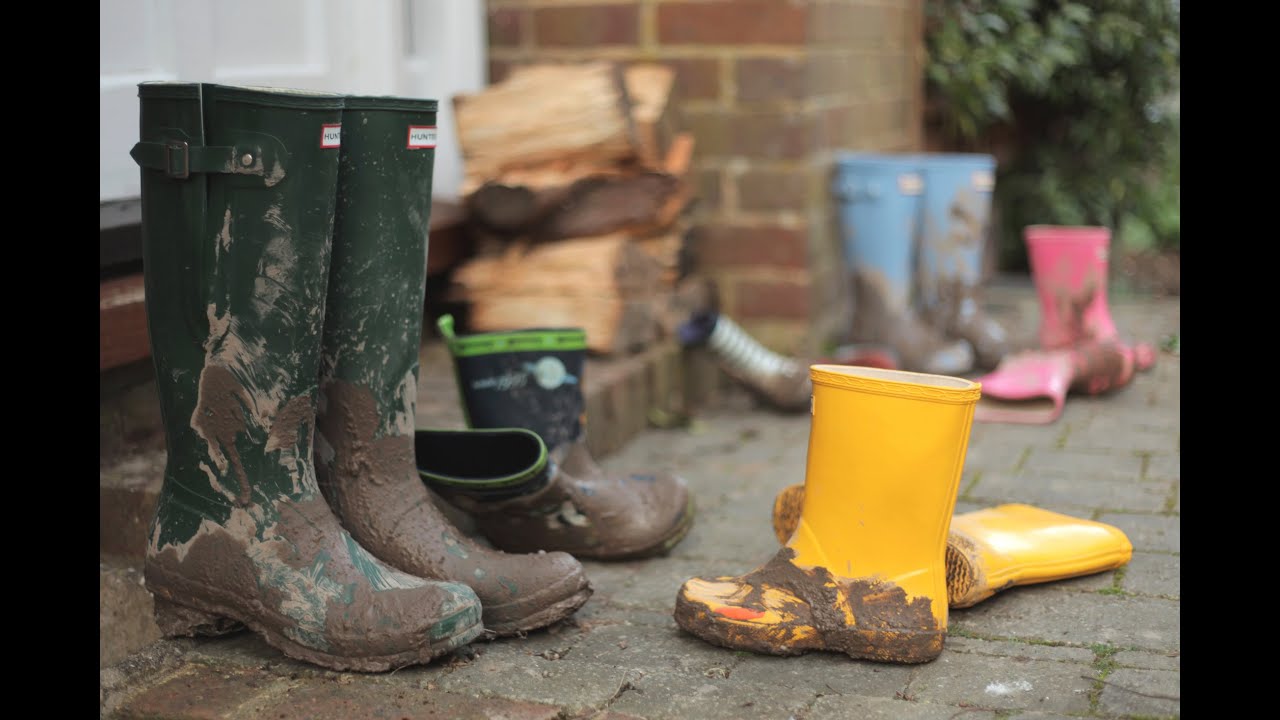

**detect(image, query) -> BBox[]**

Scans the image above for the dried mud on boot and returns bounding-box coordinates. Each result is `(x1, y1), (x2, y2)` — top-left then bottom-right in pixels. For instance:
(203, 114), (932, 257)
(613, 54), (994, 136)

(146, 495), (484, 673)
(675, 548), (943, 664)
(316, 379), (592, 636)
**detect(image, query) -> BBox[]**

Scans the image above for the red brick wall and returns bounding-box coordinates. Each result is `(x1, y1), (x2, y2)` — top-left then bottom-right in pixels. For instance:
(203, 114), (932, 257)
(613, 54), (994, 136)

(485, 0), (925, 355)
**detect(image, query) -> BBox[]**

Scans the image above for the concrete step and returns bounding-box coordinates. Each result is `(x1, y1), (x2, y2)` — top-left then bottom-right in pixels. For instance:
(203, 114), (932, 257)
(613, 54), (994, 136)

(100, 558), (162, 669)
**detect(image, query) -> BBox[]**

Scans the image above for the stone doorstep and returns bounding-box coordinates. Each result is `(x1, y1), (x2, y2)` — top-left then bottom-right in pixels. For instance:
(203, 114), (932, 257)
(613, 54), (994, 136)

(99, 339), (687, 668)
(100, 558), (162, 670)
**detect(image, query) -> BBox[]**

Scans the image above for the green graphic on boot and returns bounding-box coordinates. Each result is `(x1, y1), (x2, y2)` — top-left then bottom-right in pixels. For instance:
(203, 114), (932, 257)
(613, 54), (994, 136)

(438, 314), (586, 356)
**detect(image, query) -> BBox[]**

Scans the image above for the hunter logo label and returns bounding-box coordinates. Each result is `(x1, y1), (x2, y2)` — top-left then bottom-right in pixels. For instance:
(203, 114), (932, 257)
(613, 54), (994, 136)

(898, 173), (923, 196)
(407, 126), (437, 149)
(321, 124), (342, 149)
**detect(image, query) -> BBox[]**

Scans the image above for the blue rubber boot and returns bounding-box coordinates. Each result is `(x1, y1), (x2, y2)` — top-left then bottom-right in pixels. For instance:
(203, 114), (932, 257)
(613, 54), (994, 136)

(917, 153), (1010, 370)
(833, 153), (974, 375)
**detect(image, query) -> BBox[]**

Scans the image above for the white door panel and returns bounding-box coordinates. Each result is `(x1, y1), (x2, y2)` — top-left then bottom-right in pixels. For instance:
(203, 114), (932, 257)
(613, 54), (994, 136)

(101, 0), (484, 202)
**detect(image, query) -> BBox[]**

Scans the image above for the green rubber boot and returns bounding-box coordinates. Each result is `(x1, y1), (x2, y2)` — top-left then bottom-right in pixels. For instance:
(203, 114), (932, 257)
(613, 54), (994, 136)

(131, 82), (483, 672)
(313, 96), (591, 636)
(425, 316), (695, 560)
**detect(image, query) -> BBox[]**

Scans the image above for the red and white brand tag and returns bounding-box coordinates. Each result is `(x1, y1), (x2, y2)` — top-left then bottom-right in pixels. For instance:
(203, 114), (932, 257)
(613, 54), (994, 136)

(407, 126), (438, 149)
(321, 124), (342, 149)
(898, 173), (923, 195)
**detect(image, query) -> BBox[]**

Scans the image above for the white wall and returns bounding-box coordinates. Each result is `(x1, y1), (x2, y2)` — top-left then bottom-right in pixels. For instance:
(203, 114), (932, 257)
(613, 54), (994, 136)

(99, 0), (486, 203)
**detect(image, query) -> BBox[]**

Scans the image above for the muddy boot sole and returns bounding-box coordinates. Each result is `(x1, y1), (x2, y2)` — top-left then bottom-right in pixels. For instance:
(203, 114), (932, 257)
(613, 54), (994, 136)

(481, 571), (594, 636)
(672, 592), (944, 664)
(148, 570), (484, 673)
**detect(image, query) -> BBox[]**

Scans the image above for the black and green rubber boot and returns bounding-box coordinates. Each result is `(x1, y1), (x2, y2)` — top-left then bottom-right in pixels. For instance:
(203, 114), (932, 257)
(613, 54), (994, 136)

(425, 315), (695, 560)
(131, 82), (483, 672)
(313, 96), (591, 636)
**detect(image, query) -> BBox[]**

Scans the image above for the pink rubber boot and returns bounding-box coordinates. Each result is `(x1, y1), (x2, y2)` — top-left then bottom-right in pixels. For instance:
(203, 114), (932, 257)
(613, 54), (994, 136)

(1026, 226), (1120, 350)
(975, 339), (1158, 425)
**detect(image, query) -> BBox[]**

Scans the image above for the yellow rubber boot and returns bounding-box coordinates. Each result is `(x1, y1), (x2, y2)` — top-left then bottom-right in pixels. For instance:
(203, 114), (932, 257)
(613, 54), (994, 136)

(673, 365), (980, 663)
(772, 488), (1133, 608)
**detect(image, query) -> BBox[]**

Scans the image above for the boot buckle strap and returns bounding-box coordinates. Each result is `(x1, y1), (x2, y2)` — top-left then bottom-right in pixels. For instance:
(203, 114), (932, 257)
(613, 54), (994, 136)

(163, 140), (190, 180)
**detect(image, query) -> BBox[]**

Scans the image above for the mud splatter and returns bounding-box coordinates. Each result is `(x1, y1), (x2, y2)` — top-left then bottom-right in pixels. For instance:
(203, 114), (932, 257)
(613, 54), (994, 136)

(146, 496), (483, 667)
(675, 547), (943, 663)
(218, 209), (233, 254)
(387, 369), (417, 438)
(314, 379), (591, 636)
(190, 365), (253, 506)
(265, 159), (285, 186)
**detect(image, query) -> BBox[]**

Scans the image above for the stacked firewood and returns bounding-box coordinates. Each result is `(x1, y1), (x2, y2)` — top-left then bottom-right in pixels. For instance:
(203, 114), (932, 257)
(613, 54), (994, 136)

(448, 61), (694, 355)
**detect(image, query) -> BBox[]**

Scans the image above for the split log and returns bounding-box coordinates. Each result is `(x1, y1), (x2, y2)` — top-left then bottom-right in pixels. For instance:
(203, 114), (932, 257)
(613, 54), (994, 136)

(452, 234), (665, 354)
(467, 169), (684, 240)
(635, 230), (684, 287)
(454, 62), (639, 193)
(453, 234), (662, 297)
(624, 63), (677, 169)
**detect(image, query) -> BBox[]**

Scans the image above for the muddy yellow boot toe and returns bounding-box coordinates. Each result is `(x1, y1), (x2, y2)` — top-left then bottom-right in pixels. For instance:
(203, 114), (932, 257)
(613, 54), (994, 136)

(675, 365), (981, 664)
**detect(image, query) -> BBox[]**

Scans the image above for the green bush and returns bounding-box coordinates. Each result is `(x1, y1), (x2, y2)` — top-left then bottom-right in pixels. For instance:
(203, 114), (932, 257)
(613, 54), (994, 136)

(925, 0), (1180, 269)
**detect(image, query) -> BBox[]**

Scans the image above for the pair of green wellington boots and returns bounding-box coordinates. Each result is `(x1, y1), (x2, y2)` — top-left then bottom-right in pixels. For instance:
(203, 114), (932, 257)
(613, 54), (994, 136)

(133, 83), (692, 672)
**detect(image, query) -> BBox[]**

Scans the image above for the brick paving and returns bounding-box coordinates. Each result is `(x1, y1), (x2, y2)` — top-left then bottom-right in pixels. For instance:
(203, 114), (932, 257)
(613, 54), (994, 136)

(100, 285), (1179, 719)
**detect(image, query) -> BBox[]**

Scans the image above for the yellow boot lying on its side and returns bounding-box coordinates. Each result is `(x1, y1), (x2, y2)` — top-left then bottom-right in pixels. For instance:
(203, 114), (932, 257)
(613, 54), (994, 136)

(772, 486), (1133, 608)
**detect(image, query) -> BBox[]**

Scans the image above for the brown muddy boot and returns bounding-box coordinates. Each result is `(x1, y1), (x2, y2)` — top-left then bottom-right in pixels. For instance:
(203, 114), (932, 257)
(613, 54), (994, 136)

(424, 315), (696, 560)
(313, 96), (591, 636)
(833, 153), (975, 375)
(131, 83), (483, 672)
(917, 154), (1010, 370)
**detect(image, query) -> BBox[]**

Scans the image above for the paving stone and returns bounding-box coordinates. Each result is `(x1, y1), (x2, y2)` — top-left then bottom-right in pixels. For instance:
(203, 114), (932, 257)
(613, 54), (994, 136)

(1061, 418), (1179, 454)
(1096, 513), (1180, 553)
(564, 622), (743, 675)
(1145, 451), (1181, 481)
(731, 652), (912, 697)
(1018, 448), (1145, 482)
(807, 695), (970, 719)
(101, 639), (197, 715)
(252, 682), (562, 720)
(1121, 552), (1179, 598)
(908, 650), (1095, 715)
(101, 560), (163, 668)
(114, 664), (288, 720)
(1033, 566), (1121, 594)
(1097, 668), (1181, 718)
(951, 589), (1179, 652)
(962, 440), (1037, 475)
(1114, 650), (1180, 671)
(970, 472), (1170, 513)
(671, 501), (784, 563)
(433, 654), (622, 717)
(942, 636), (1095, 664)
(606, 667), (817, 720)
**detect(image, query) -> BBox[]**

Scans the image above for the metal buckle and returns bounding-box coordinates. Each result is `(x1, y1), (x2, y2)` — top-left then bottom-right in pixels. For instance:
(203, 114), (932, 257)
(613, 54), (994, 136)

(163, 140), (190, 180)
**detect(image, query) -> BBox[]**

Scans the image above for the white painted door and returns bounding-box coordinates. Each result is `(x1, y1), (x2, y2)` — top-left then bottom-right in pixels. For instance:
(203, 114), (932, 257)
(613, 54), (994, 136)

(100, 0), (485, 203)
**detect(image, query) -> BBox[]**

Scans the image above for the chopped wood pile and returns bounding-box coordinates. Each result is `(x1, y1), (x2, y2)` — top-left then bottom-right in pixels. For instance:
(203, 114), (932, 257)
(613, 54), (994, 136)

(448, 61), (694, 355)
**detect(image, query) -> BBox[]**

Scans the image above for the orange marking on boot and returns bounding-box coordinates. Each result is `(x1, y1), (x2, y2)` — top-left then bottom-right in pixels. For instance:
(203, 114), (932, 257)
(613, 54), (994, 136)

(714, 606), (765, 621)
